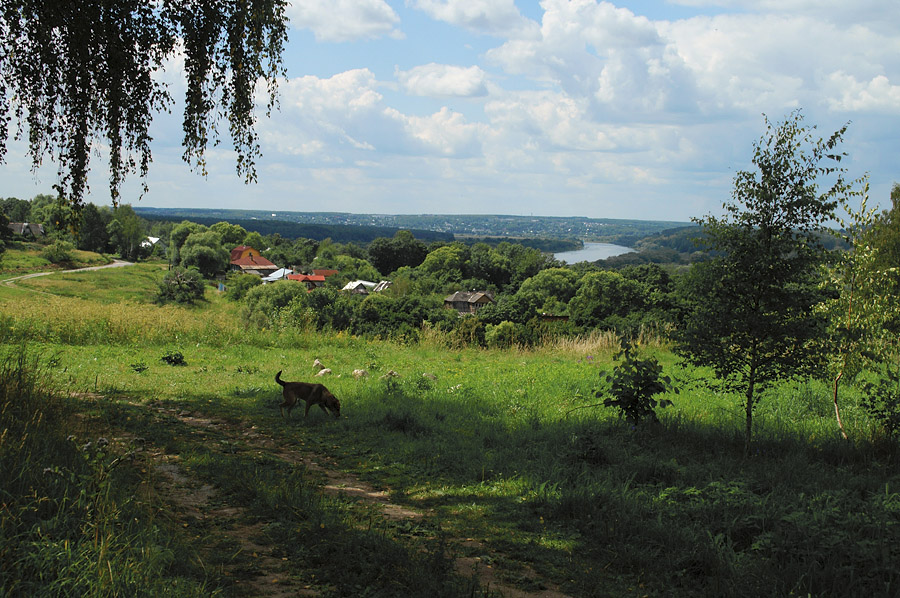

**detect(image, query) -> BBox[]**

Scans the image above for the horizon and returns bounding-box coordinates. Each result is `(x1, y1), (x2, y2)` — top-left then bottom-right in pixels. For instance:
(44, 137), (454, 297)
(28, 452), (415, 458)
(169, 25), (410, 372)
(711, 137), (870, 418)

(2, 1), (897, 221)
(132, 205), (694, 225)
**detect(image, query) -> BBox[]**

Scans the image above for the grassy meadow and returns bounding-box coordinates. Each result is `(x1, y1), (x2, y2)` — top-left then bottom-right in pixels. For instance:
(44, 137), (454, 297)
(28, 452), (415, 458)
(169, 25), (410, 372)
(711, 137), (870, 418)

(2, 258), (899, 597)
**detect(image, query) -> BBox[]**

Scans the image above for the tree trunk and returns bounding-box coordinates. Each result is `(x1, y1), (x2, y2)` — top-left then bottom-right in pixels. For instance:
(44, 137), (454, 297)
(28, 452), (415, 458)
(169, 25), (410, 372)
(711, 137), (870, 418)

(744, 376), (756, 458)
(832, 370), (849, 440)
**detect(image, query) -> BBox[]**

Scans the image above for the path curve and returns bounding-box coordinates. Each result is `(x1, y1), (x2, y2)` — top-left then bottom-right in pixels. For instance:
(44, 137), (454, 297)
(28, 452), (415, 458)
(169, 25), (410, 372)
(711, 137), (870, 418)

(2, 259), (134, 287)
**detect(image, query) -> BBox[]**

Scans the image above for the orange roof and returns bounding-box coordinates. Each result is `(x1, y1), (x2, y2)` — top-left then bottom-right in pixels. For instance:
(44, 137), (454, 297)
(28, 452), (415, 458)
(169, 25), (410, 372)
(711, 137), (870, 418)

(312, 269), (339, 277)
(287, 274), (326, 283)
(230, 245), (254, 261)
(231, 254), (276, 268)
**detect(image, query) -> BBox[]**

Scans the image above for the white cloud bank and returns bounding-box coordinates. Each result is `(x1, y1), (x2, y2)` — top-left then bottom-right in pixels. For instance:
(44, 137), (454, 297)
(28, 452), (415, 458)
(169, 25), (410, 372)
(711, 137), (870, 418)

(3, 0), (898, 220)
(287, 0), (402, 41)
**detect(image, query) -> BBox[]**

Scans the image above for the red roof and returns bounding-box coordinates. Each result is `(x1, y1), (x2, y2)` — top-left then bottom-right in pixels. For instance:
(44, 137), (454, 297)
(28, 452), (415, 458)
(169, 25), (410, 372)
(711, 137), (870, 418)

(230, 245), (253, 261)
(287, 274), (326, 283)
(312, 269), (339, 277)
(231, 254), (276, 268)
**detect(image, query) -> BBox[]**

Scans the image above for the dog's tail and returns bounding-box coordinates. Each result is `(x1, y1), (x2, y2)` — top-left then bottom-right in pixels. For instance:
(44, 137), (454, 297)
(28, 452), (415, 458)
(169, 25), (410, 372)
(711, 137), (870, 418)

(275, 370), (286, 386)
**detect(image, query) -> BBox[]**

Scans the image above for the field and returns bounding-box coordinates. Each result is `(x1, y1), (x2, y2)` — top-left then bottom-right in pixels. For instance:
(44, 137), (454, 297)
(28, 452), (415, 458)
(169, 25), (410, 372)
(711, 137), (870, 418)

(2, 259), (899, 597)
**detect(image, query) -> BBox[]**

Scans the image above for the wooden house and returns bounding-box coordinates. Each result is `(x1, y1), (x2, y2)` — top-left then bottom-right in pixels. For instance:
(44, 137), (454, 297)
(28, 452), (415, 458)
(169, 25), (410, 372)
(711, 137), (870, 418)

(229, 246), (279, 277)
(287, 273), (327, 291)
(444, 291), (494, 315)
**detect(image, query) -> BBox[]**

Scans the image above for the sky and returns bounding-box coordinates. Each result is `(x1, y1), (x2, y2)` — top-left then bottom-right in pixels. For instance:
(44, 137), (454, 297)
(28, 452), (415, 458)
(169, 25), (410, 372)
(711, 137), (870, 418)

(2, 0), (899, 222)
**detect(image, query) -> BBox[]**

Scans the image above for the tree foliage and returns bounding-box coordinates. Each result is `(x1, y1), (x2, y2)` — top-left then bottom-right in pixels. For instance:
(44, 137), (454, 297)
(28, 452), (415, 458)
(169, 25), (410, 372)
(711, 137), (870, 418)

(156, 266), (205, 304)
(676, 111), (854, 454)
(0, 0), (288, 208)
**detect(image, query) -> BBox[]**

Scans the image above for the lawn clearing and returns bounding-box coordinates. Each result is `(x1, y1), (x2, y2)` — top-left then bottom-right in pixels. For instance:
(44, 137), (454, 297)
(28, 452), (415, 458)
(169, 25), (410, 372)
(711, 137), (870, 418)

(2, 265), (899, 597)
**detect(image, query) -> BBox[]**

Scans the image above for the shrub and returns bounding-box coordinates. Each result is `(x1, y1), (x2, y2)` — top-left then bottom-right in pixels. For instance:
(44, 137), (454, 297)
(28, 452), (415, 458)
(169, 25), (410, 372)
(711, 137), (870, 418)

(155, 266), (205, 304)
(860, 364), (900, 441)
(596, 339), (676, 424)
(160, 350), (186, 366)
(40, 240), (75, 264)
(485, 320), (518, 349)
(224, 272), (262, 301)
(243, 280), (308, 327)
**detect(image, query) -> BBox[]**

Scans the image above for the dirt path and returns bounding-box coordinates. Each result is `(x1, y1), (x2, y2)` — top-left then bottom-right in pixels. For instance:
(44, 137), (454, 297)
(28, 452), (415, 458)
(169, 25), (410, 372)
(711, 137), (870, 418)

(138, 403), (571, 598)
(2, 259), (134, 288)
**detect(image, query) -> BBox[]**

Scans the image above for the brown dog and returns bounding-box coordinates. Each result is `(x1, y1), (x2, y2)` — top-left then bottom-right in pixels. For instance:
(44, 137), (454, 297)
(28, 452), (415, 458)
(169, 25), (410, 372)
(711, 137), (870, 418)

(275, 370), (341, 418)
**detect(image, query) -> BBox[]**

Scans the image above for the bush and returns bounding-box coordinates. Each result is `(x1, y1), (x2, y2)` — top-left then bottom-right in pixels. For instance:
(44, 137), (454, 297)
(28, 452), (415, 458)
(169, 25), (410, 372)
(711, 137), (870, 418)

(485, 320), (518, 349)
(40, 240), (75, 264)
(596, 339), (676, 424)
(224, 272), (262, 301)
(243, 280), (309, 327)
(860, 364), (900, 441)
(155, 266), (205, 304)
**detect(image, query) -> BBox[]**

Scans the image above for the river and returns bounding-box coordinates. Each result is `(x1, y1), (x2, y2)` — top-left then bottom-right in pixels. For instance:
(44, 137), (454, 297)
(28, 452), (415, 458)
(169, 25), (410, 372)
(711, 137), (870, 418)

(554, 242), (634, 264)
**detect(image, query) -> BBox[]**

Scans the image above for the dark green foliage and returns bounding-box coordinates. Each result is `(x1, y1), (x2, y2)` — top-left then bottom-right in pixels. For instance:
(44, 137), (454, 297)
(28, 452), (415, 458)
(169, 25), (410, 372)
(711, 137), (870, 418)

(351, 293), (442, 340)
(262, 235), (318, 269)
(168, 221), (206, 264)
(243, 279), (309, 321)
(0, 196), (32, 221)
(156, 266), (205, 305)
(676, 112), (850, 454)
(596, 340), (675, 424)
(76, 203), (112, 253)
(40, 240), (75, 264)
(860, 365), (900, 441)
(367, 230), (428, 275)
(0, 0), (288, 208)
(568, 270), (643, 330)
(160, 350), (186, 366)
(224, 272), (262, 301)
(107, 204), (147, 261)
(180, 244), (228, 278)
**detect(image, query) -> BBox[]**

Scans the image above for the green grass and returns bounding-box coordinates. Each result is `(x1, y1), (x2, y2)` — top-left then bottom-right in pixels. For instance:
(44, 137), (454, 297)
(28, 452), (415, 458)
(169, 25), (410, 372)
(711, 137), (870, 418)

(0, 242), (111, 275)
(2, 264), (899, 597)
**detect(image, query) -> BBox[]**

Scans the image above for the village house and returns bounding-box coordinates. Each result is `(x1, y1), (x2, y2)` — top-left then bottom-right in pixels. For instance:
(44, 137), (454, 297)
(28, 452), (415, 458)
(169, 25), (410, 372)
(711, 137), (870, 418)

(341, 280), (392, 295)
(287, 273), (327, 290)
(262, 267), (293, 283)
(229, 245), (279, 277)
(444, 291), (494, 315)
(8, 222), (45, 239)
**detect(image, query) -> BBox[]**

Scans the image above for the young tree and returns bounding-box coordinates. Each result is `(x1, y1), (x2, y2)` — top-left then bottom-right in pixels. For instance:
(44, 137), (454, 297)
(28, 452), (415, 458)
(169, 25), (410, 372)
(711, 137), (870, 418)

(676, 112), (853, 455)
(822, 183), (900, 440)
(0, 0), (288, 209)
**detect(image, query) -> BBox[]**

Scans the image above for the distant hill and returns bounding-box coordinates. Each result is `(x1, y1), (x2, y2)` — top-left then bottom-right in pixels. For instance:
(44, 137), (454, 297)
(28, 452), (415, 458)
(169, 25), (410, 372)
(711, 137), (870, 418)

(134, 208), (454, 244)
(134, 207), (688, 246)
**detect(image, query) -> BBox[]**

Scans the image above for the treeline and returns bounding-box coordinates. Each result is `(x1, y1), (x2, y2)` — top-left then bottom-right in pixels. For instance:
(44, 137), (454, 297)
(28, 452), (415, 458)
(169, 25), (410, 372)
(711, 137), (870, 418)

(136, 210), (453, 243)
(459, 236), (582, 253)
(0, 196), (156, 262)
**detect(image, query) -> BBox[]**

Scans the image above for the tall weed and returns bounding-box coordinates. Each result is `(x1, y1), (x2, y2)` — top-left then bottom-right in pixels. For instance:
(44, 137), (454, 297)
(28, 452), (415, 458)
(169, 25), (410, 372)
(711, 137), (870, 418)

(0, 345), (214, 596)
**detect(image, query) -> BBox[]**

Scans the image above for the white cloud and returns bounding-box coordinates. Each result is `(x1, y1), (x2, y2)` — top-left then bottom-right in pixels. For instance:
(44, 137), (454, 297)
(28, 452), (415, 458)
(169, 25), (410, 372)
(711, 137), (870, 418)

(487, 0), (698, 118)
(288, 0), (402, 42)
(825, 72), (900, 113)
(409, 0), (539, 38)
(397, 64), (488, 97)
(388, 106), (484, 156)
(258, 69), (485, 162)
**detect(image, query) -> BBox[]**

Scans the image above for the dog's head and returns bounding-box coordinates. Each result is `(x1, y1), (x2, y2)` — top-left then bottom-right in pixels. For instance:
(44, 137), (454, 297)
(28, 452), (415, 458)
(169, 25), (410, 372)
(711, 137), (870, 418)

(323, 389), (341, 417)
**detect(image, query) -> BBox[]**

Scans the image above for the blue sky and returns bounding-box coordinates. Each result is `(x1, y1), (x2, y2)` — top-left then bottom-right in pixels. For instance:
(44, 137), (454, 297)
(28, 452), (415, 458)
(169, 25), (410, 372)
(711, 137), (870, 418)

(3, 0), (899, 221)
